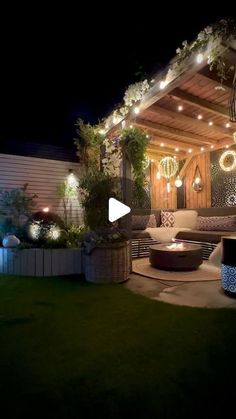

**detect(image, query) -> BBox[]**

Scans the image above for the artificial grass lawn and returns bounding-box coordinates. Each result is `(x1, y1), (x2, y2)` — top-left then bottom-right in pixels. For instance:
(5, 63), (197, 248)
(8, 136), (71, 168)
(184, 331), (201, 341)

(0, 275), (236, 419)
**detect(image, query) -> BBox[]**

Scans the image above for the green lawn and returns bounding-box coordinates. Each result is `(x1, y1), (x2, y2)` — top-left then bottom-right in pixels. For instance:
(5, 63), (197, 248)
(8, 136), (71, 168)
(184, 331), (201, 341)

(0, 275), (236, 418)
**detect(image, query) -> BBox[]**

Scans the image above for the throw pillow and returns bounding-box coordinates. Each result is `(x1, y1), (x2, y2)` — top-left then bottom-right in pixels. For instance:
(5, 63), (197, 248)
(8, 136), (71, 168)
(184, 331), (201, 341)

(209, 243), (222, 267)
(196, 215), (236, 231)
(173, 210), (198, 229)
(161, 211), (175, 228)
(132, 214), (157, 230)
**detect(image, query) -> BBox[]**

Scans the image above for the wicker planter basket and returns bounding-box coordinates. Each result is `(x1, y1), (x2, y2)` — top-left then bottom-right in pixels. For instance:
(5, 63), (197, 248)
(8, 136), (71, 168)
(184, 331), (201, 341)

(83, 240), (130, 283)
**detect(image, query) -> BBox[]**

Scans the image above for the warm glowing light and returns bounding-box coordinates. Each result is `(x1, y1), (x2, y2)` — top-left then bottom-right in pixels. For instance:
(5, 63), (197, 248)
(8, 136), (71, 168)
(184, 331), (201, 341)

(160, 143), (164, 147)
(210, 145), (214, 149)
(195, 177), (201, 184)
(188, 148), (192, 153)
(226, 122), (231, 128)
(151, 78), (155, 84)
(174, 155), (177, 159)
(151, 159), (154, 162)
(146, 134), (149, 139)
(67, 172), (78, 188)
(175, 147), (179, 152)
(113, 116), (118, 124)
(201, 147), (204, 151)
(233, 132), (236, 143)
(219, 150), (236, 172)
(48, 226), (61, 240)
(167, 181), (171, 193)
(99, 129), (105, 135)
(196, 53), (204, 64)
(43, 207), (49, 213)
(160, 80), (167, 89)
(121, 120), (126, 129)
(197, 114), (203, 120)
(175, 176), (182, 188)
(166, 242), (185, 250)
(208, 121), (213, 126)
(134, 106), (140, 115)
(156, 170), (161, 180)
(29, 222), (41, 240)
(177, 105), (183, 111)
(129, 124), (133, 128)
(225, 145), (229, 149)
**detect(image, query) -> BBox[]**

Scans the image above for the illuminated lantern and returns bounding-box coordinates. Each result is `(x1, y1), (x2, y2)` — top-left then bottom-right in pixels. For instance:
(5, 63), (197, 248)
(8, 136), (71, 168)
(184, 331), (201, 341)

(158, 157), (178, 192)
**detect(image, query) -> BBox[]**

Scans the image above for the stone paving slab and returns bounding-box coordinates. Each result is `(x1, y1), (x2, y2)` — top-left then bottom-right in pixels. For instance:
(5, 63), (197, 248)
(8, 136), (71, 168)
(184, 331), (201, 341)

(126, 274), (236, 309)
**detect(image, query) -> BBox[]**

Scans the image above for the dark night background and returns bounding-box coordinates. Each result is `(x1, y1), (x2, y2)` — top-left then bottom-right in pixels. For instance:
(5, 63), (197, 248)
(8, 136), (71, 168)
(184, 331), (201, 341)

(0, 6), (235, 147)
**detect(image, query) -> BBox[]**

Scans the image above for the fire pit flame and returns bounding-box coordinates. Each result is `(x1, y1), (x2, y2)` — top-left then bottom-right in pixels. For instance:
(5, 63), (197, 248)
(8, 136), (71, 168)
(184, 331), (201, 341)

(166, 242), (185, 251)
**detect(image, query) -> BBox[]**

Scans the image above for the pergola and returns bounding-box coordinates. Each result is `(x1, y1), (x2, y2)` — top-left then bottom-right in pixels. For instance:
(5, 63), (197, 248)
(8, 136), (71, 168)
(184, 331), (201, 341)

(106, 36), (236, 209)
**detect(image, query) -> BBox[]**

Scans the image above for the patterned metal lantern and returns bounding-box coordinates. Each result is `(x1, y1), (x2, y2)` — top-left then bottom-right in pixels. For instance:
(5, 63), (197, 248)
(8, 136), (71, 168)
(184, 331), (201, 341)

(158, 156), (178, 192)
(229, 70), (236, 122)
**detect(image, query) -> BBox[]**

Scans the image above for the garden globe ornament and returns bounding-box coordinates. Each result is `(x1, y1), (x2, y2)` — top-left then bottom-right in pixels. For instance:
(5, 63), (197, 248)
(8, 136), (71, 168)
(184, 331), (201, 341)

(2, 233), (20, 248)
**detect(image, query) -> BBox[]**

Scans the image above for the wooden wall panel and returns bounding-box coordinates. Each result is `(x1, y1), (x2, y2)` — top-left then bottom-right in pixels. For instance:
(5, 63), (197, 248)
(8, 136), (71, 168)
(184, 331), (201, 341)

(184, 152), (211, 208)
(0, 153), (82, 224)
(150, 162), (177, 209)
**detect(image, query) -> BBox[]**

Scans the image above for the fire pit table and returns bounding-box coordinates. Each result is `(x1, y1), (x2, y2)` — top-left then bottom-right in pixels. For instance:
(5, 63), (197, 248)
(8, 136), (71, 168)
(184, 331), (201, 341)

(149, 242), (202, 271)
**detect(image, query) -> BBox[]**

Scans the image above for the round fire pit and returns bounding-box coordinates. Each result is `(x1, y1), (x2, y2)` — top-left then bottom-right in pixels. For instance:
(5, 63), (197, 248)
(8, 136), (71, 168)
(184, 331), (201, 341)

(149, 243), (202, 271)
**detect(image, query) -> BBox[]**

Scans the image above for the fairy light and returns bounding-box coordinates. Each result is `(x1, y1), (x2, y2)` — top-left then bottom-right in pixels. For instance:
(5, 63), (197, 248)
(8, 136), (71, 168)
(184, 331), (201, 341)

(177, 105), (183, 111)
(208, 121), (213, 126)
(197, 114), (203, 120)
(196, 53), (204, 64)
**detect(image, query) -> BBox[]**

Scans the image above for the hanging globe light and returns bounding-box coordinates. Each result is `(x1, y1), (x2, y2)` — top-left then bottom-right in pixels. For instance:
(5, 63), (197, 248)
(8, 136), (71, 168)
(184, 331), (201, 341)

(159, 156), (178, 193)
(175, 176), (183, 188)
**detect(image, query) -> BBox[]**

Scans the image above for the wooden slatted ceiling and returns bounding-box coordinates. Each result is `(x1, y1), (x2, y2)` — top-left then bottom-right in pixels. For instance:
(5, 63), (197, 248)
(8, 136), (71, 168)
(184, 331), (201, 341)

(0, 154), (82, 224)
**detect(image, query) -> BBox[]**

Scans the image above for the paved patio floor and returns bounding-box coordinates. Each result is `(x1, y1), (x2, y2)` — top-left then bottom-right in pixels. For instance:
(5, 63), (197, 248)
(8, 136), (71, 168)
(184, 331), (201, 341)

(125, 273), (236, 309)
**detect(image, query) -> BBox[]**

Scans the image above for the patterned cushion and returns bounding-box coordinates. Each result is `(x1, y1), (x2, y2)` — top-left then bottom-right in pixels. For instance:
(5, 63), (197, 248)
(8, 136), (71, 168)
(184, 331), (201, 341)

(196, 215), (236, 231)
(132, 214), (157, 230)
(161, 211), (175, 228)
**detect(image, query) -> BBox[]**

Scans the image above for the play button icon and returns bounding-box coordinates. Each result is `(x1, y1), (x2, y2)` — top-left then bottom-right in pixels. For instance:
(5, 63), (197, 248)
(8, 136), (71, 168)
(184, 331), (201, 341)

(108, 198), (131, 222)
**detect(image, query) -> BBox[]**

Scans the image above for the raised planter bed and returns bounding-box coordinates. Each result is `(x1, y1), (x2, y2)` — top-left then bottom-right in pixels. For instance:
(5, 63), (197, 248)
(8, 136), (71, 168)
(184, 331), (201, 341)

(0, 248), (82, 276)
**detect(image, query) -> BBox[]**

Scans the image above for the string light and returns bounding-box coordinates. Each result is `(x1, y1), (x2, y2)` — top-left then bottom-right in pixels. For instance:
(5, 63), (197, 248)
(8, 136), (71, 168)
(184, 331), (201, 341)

(201, 147), (204, 151)
(177, 105), (183, 111)
(43, 207), (49, 213)
(225, 145), (229, 149)
(160, 143), (164, 147)
(175, 148), (179, 152)
(160, 80), (167, 89)
(129, 124), (133, 128)
(225, 122), (231, 128)
(197, 114), (203, 120)
(208, 121), (213, 126)
(210, 145), (214, 149)
(188, 148), (192, 153)
(196, 53), (204, 64)
(146, 134), (149, 139)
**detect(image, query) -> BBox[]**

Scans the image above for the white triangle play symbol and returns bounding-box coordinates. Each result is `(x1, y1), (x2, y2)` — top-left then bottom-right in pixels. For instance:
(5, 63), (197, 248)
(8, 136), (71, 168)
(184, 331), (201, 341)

(108, 198), (131, 222)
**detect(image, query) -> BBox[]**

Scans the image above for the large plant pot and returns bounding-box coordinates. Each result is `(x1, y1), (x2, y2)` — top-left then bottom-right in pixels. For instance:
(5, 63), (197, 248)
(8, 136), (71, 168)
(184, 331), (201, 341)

(83, 241), (130, 283)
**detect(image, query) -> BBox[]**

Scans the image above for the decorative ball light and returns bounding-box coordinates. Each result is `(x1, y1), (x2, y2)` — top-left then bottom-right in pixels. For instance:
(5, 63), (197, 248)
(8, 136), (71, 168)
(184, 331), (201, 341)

(175, 176), (183, 188)
(159, 156), (178, 192)
(219, 150), (236, 172)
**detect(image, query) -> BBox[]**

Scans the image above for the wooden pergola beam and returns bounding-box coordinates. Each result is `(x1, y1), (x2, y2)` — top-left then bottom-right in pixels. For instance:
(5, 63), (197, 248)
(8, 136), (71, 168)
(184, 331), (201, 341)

(169, 88), (229, 117)
(197, 73), (232, 93)
(178, 156), (194, 178)
(149, 136), (200, 152)
(149, 104), (233, 138)
(134, 118), (217, 146)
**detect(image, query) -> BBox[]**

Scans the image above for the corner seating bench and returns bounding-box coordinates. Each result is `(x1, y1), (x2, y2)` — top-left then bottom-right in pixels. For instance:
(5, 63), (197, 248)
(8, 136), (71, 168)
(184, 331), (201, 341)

(132, 207), (236, 260)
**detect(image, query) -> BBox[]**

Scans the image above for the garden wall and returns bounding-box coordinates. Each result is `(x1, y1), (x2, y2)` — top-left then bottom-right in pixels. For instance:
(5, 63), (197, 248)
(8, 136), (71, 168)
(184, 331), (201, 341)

(0, 153), (82, 224)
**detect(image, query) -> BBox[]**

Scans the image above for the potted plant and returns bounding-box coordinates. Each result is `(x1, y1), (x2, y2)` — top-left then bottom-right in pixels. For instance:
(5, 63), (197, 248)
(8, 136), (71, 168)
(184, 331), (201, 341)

(78, 169), (130, 283)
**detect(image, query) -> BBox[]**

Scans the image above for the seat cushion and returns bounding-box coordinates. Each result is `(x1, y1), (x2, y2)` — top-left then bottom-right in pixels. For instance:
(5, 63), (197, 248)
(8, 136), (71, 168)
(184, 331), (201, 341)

(146, 227), (191, 243)
(173, 210), (198, 229)
(175, 230), (236, 243)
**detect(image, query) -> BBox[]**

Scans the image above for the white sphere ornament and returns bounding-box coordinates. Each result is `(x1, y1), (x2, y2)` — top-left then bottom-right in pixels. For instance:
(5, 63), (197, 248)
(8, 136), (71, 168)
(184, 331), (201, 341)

(2, 234), (20, 248)
(175, 176), (183, 188)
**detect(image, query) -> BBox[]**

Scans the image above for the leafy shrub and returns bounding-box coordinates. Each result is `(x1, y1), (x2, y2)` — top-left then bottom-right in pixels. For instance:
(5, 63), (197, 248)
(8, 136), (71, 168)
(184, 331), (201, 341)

(32, 211), (65, 228)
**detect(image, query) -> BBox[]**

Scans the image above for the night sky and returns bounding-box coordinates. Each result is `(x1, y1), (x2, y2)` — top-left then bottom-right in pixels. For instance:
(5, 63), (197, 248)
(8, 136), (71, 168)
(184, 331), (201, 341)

(0, 7), (234, 147)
